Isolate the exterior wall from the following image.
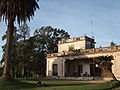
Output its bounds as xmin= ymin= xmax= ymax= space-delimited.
xmin=72 ymin=61 xmax=90 ymax=75
xmin=46 ymin=57 xmax=65 ymax=77
xmin=112 ymin=52 xmax=120 ymax=80
xmin=47 ymin=36 xmax=120 ymax=80
xmin=65 ymin=60 xmax=90 ymax=77
xmin=83 ymin=64 xmax=90 ymax=75
xmin=58 ymin=36 xmax=95 ymax=52
xmin=47 ymin=50 xmax=120 ymax=80
xmin=47 ymin=58 xmax=90 ymax=77
xmin=46 ymin=58 xmax=55 ymax=76
xmin=85 ymin=51 xmax=120 ymax=80
xmin=58 ymin=40 xmax=85 ymax=52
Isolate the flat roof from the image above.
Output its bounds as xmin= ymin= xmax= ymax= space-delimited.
xmin=58 ymin=36 xmax=94 ymax=44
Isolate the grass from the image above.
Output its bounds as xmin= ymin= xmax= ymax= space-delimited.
xmin=0 ymin=77 xmax=120 ymax=90
xmin=0 ymin=77 xmax=37 ymax=90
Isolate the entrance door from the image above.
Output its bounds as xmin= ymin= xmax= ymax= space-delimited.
xmin=52 ymin=64 xmax=58 ymax=76
xmin=90 ymin=64 xmax=101 ymax=76
xmin=78 ymin=65 xmax=83 ymax=77
xmin=90 ymin=64 xmax=94 ymax=76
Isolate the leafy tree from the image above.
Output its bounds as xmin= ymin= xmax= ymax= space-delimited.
xmin=99 ymin=46 xmax=102 ymax=48
xmin=110 ymin=41 xmax=116 ymax=46
xmin=17 ymin=23 xmax=30 ymax=77
xmin=1 ymin=25 xmax=70 ymax=77
xmin=34 ymin=26 xmax=70 ymax=53
xmin=18 ymin=23 xmax=30 ymax=41
xmin=0 ymin=0 xmax=39 ymax=77
xmin=32 ymin=26 xmax=70 ymax=75
xmin=96 ymin=56 xmax=117 ymax=81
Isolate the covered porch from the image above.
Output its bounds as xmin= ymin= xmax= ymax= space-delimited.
xmin=64 ymin=58 xmax=101 ymax=77
xmin=51 ymin=57 xmax=101 ymax=78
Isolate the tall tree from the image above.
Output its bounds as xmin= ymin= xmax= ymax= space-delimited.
xmin=0 ymin=0 xmax=39 ymax=77
xmin=33 ymin=26 xmax=70 ymax=76
xmin=17 ymin=23 xmax=30 ymax=77
xmin=1 ymin=25 xmax=70 ymax=77
xmin=18 ymin=23 xmax=30 ymax=41
xmin=34 ymin=26 xmax=70 ymax=53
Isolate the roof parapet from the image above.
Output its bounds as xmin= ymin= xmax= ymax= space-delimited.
xmin=47 ymin=45 xmax=120 ymax=58
xmin=58 ymin=36 xmax=94 ymax=44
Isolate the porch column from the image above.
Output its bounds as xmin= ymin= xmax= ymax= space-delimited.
xmin=62 ymin=59 xmax=66 ymax=77
xmin=46 ymin=60 xmax=48 ymax=76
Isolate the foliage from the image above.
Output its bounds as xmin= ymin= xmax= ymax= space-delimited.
xmin=96 ymin=55 xmax=113 ymax=69
xmin=18 ymin=23 xmax=30 ymax=40
xmin=33 ymin=26 xmax=70 ymax=53
xmin=96 ymin=55 xmax=117 ymax=81
xmin=1 ymin=25 xmax=31 ymax=77
xmin=30 ymin=26 xmax=70 ymax=75
xmin=0 ymin=0 xmax=39 ymax=24
xmin=0 ymin=0 xmax=39 ymax=77
xmin=1 ymin=25 xmax=70 ymax=77
xmin=97 ymin=56 xmax=113 ymax=62
xmin=68 ymin=45 xmax=75 ymax=51
xmin=110 ymin=41 xmax=116 ymax=46
xmin=99 ymin=46 xmax=102 ymax=48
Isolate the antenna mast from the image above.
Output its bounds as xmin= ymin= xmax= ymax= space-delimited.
xmin=89 ymin=20 xmax=94 ymax=39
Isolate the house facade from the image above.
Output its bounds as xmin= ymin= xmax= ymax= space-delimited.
xmin=46 ymin=36 xmax=120 ymax=80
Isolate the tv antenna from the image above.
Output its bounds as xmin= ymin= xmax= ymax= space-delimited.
xmin=89 ymin=20 xmax=95 ymax=39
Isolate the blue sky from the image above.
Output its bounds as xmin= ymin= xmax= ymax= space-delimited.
xmin=1 ymin=0 xmax=120 ymax=59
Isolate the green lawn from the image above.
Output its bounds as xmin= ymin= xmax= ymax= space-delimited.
xmin=0 ymin=77 xmax=120 ymax=90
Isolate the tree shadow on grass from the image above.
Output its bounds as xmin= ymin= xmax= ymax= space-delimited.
xmin=47 ymin=83 xmax=93 ymax=87
xmin=105 ymin=81 xmax=120 ymax=90
xmin=0 ymin=77 xmax=37 ymax=90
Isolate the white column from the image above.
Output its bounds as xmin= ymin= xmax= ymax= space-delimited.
xmin=46 ymin=60 xmax=49 ymax=76
xmin=62 ymin=59 xmax=66 ymax=77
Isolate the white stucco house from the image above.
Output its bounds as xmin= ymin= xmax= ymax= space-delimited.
xmin=46 ymin=36 xmax=120 ymax=80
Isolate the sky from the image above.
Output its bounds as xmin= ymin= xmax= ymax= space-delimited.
xmin=1 ymin=0 xmax=120 ymax=59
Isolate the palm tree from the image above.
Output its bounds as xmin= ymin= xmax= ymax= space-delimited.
xmin=97 ymin=56 xmax=117 ymax=81
xmin=0 ymin=0 xmax=39 ymax=77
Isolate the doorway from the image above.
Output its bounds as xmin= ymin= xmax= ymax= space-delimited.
xmin=52 ymin=64 xmax=58 ymax=76
xmin=78 ymin=65 xmax=83 ymax=76
xmin=90 ymin=64 xmax=94 ymax=76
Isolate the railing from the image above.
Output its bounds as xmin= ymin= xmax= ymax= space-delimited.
xmin=47 ymin=45 xmax=120 ymax=57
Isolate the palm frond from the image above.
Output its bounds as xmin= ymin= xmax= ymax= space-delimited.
xmin=0 ymin=0 xmax=39 ymax=24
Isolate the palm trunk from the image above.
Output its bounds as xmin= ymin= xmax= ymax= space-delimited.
xmin=3 ymin=19 xmax=14 ymax=77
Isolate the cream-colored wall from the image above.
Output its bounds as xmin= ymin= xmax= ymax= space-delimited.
xmin=47 ymin=57 xmax=90 ymax=77
xmin=84 ymin=51 xmax=120 ymax=80
xmin=46 ymin=58 xmax=55 ymax=76
xmin=46 ymin=57 xmax=65 ymax=76
xmin=112 ymin=52 xmax=120 ymax=80
xmin=74 ymin=62 xmax=90 ymax=75
xmin=83 ymin=64 xmax=90 ymax=75
xmin=58 ymin=40 xmax=85 ymax=52
xmin=47 ymin=50 xmax=120 ymax=80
